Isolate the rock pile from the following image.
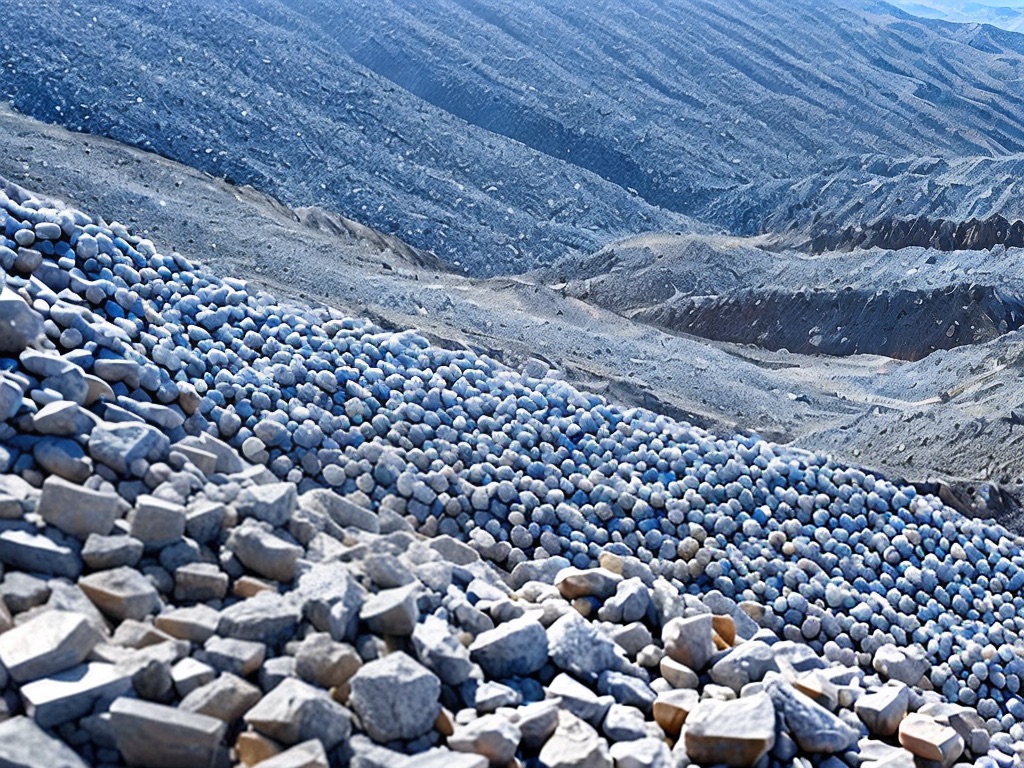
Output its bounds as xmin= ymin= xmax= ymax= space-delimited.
xmin=0 ymin=178 xmax=1021 ymax=766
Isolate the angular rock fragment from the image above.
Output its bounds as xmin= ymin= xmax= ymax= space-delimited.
xmin=662 ymin=614 xmax=716 ymax=673
xmin=547 ymin=611 xmax=632 ymax=682
xmin=37 ymin=475 xmax=121 ymax=539
xmin=156 ymin=604 xmax=222 ymax=643
xmin=88 ymin=421 xmax=169 ymax=474
xmin=873 ymin=645 xmax=930 ymax=687
xmin=294 ymin=632 xmax=362 ymax=691
xmin=227 ymin=520 xmax=303 ymax=583
xmin=856 ymin=683 xmax=910 ymax=737
xmin=555 ymin=566 xmax=622 ymax=600
xmin=218 ymin=591 xmax=300 ymax=646
xmin=198 ymin=636 xmax=266 ymax=677
xmin=300 ymin=488 xmax=380 ymax=533
xmin=358 ymin=581 xmax=420 ymax=636
xmin=539 ymin=710 xmax=612 ymax=768
xmin=609 ymin=737 xmax=673 ymax=768
xmin=448 ymin=713 xmax=521 ymax=765
xmin=767 ymin=678 xmax=858 ymax=754
xmin=174 ymin=562 xmax=229 ymax=602
xmin=653 ymin=688 xmax=699 ymax=738
xmin=251 ymin=739 xmax=329 ymax=768
xmin=348 ymin=651 xmax=440 ymax=743
xmin=710 ymin=640 xmax=779 ymax=692
xmin=514 ymin=699 xmax=561 ymax=749
xmin=81 ymin=533 xmax=144 ymax=570
xmin=898 ymin=713 xmax=965 ymax=766
xmin=0 ymin=529 xmax=82 ymax=579
xmin=180 ymin=672 xmax=262 ymax=723
xmin=109 ymin=697 xmax=227 ymax=768
xmin=237 ymin=482 xmax=298 ymax=527
xmin=0 ymin=715 xmax=89 ymax=768
xmin=171 ymin=657 xmax=217 ymax=697
xmin=244 ymin=677 xmax=352 ymax=749
xmin=128 ymin=495 xmax=187 ymax=547
xmin=684 ymin=692 xmax=776 ymax=768
xmin=412 ymin=614 xmax=473 ymax=686
xmin=469 ymin=614 xmax=548 ymax=679
xmin=79 ymin=565 xmax=162 ymax=621
xmin=0 ymin=610 xmax=99 ymax=682
xmin=20 ymin=661 xmax=131 ymax=727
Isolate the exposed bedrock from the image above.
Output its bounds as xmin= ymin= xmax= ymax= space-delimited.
xmin=632 ymin=284 xmax=1024 ymax=361
xmin=811 ymin=215 xmax=1024 ymax=255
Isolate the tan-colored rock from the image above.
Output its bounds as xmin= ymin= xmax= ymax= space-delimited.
xmin=684 ymin=692 xmax=776 ymax=768
xmin=793 ymin=670 xmax=839 ymax=711
xmin=236 ymin=730 xmax=282 ymax=766
xmin=435 ymin=706 xmax=455 ymax=737
xmin=555 ymin=566 xmax=622 ymax=600
xmin=234 ymin=575 xmax=276 ymax=598
xmin=653 ymin=688 xmax=700 ymax=738
xmin=155 ymin=604 xmax=222 ymax=643
xmin=712 ymin=614 xmax=736 ymax=647
xmin=898 ymin=713 xmax=964 ymax=766
xmin=295 ymin=633 xmax=361 ymax=690
xmin=180 ymin=673 xmax=262 ymax=723
xmin=79 ymin=566 xmax=162 ymax=621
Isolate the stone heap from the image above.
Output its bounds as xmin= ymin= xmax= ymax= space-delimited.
xmin=0 ymin=179 xmax=1020 ymax=766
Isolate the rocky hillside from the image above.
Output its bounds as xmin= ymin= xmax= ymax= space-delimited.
xmin=0 ymin=172 xmax=1022 ymax=764
xmin=7 ymin=0 xmax=1024 ymax=271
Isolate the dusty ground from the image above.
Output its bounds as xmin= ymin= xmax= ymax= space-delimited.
xmin=3 ymin=105 xmax=1022 ymax=530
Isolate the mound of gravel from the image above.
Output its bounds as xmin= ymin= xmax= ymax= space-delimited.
xmin=0 ymin=176 xmax=1021 ymax=766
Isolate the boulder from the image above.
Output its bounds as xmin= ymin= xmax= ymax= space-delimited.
xmin=109 ymin=697 xmax=226 ymax=768
xmin=37 ymin=475 xmax=121 ymax=540
xmin=412 ymin=614 xmax=473 ymax=686
xmin=227 ymin=520 xmax=303 ymax=583
xmin=684 ymin=692 xmax=776 ymax=768
xmin=180 ymin=673 xmax=262 ymax=723
xmin=898 ymin=713 xmax=965 ymax=766
xmin=358 ymin=582 xmax=420 ymax=636
xmin=856 ymin=683 xmax=910 ymax=737
xmin=0 ymin=610 xmax=99 ymax=682
xmin=538 ymin=710 xmax=612 ymax=768
xmin=469 ymin=615 xmax=548 ymax=679
xmin=0 ymin=715 xmax=88 ymax=768
xmin=0 ymin=286 xmax=43 ymax=352
xmin=20 ymin=662 xmax=131 ymax=727
xmin=448 ymin=714 xmax=522 ymax=765
xmin=348 ymin=651 xmax=440 ymax=743
xmin=547 ymin=611 xmax=632 ymax=683
xmin=244 ymin=677 xmax=352 ymax=749
xmin=662 ymin=614 xmax=716 ymax=673
xmin=79 ymin=566 xmax=162 ymax=621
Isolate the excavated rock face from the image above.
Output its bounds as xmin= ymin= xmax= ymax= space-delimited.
xmin=633 ymin=284 xmax=1024 ymax=361
xmin=811 ymin=215 xmax=1024 ymax=255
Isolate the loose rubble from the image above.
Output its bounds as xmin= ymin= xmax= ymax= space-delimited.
xmin=0 ymin=178 xmax=1020 ymax=767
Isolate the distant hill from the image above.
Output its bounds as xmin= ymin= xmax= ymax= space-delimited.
xmin=888 ymin=0 xmax=1024 ymax=31
xmin=7 ymin=0 xmax=1024 ymax=271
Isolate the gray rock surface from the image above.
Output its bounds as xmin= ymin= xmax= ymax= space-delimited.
xmin=109 ymin=697 xmax=227 ymax=768
xmin=348 ymin=651 xmax=441 ymax=743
